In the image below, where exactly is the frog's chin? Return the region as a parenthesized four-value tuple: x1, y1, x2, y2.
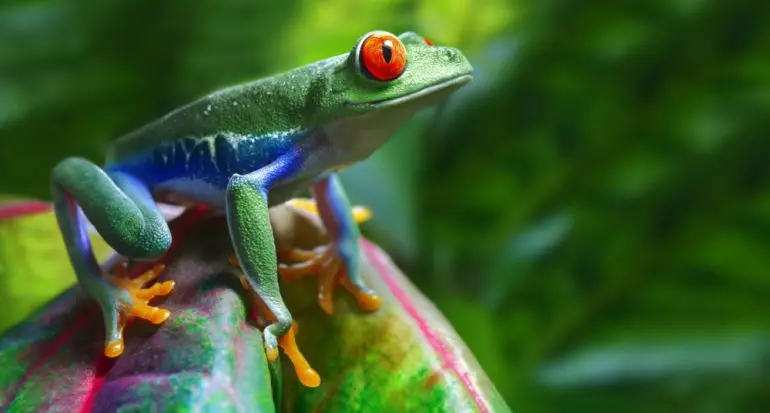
(321, 74, 471, 164)
(354, 74, 473, 110)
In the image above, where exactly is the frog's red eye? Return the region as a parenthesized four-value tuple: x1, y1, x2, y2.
(422, 37, 434, 46)
(358, 33, 407, 81)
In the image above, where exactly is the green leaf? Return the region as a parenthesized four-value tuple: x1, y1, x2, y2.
(277, 240, 510, 412)
(538, 334, 770, 387)
(0, 205, 508, 412)
(273, 204, 511, 412)
(0, 200, 112, 333)
(0, 209, 275, 412)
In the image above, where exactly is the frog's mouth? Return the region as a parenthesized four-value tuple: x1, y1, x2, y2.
(355, 74, 473, 109)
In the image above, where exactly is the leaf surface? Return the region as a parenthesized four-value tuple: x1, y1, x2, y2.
(0, 204, 509, 412)
(0, 200, 112, 333)
(0, 209, 275, 412)
(271, 207, 511, 413)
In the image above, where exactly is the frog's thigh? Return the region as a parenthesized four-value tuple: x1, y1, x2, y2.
(105, 170, 171, 258)
(52, 157, 171, 259)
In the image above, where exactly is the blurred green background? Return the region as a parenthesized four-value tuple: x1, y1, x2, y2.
(2, 0, 770, 411)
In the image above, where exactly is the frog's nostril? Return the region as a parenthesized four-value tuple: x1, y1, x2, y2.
(438, 48, 454, 62)
(443, 49, 461, 62)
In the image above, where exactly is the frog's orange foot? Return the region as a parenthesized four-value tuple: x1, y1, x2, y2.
(226, 257, 321, 388)
(278, 321, 320, 388)
(279, 198, 379, 314)
(102, 262, 175, 358)
(261, 317, 319, 387)
(277, 244, 381, 315)
(258, 320, 319, 387)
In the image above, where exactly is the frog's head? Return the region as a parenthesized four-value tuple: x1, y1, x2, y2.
(306, 30, 473, 163)
(337, 31, 473, 110)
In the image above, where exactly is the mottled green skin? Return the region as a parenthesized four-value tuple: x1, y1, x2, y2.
(49, 30, 472, 367)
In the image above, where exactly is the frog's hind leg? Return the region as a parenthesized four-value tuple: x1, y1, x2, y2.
(51, 157, 174, 357)
(278, 174, 381, 315)
(227, 255, 320, 387)
(224, 149, 324, 387)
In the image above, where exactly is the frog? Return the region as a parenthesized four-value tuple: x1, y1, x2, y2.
(50, 30, 472, 387)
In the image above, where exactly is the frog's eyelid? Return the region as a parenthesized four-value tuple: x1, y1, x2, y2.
(397, 32, 426, 44)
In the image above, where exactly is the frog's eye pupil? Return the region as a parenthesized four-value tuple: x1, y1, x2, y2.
(382, 41, 393, 63)
(358, 33, 407, 81)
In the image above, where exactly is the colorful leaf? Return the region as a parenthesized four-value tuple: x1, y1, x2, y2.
(0, 208, 275, 412)
(0, 203, 509, 412)
(283, 239, 510, 412)
(271, 204, 511, 413)
(0, 200, 112, 333)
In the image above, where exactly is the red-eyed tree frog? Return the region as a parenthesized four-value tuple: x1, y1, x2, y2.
(50, 31, 472, 387)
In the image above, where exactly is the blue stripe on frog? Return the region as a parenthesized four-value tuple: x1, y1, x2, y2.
(107, 129, 309, 190)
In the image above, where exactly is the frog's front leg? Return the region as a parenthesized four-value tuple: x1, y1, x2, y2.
(51, 158, 174, 358)
(225, 149, 320, 387)
(279, 173, 381, 315)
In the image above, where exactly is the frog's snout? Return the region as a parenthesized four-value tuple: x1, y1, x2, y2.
(434, 46, 474, 77)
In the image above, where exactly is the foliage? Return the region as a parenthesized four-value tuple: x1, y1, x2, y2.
(0, 211, 276, 413)
(0, 207, 507, 412)
(0, 202, 112, 332)
(413, 1, 770, 412)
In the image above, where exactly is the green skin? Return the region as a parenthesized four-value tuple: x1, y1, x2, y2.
(50, 31, 472, 361)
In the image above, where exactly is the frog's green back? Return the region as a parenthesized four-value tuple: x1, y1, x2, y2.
(105, 55, 347, 164)
(105, 30, 473, 165)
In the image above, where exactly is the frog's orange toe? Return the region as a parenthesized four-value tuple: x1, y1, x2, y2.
(341, 277, 381, 312)
(277, 247, 325, 281)
(106, 262, 174, 329)
(298, 367, 321, 388)
(279, 322, 321, 388)
(134, 280, 175, 299)
(104, 339, 125, 358)
(146, 307, 171, 325)
(354, 291, 381, 312)
(156, 280, 175, 295)
(317, 294, 335, 316)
